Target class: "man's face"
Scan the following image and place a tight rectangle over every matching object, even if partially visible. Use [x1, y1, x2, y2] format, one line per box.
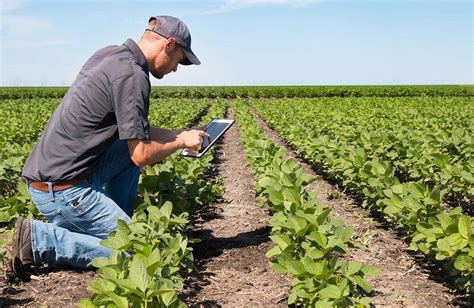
[150, 40, 186, 79]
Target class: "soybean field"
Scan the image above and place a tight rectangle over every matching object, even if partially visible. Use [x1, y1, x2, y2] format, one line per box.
[0, 85, 473, 307]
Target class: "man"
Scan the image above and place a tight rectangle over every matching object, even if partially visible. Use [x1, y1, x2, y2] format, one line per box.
[10, 16, 209, 282]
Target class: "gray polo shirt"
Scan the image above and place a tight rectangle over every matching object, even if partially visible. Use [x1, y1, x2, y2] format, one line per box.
[22, 39, 151, 182]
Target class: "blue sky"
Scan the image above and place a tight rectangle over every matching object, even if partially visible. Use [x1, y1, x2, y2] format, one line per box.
[1, 0, 472, 86]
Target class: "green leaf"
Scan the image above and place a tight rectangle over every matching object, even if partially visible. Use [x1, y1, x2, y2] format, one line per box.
[266, 246, 282, 258]
[454, 254, 472, 271]
[105, 292, 129, 308]
[288, 215, 307, 235]
[353, 276, 373, 293]
[347, 260, 363, 275]
[91, 257, 111, 268]
[161, 290, 178, 306]
[78, 299, 96, 308]
[307, 231, 328, 248]
[269, 234, 292, 251]
[160, 201, 173, 220]
[286, 260, 306, 276]
[129, 256, 150, 292]
[318, 284, 341, 299]
[361, 264, 380, 276]
[458, 215, 471, 239]
[100, 231, 130, 250]
[88, 279, 116, 293]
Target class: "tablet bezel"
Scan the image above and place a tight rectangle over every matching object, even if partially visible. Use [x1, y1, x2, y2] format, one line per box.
[181, 119, 235, 158]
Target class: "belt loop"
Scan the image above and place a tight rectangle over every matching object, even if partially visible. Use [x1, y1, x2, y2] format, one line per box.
[47, 182, 54, 199]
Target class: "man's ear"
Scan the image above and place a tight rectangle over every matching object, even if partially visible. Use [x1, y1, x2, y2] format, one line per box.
[166, 37, 177, 49]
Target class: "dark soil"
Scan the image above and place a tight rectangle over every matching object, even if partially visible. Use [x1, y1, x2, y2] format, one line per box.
[181, 108, 291, 306]
[0, 266, 94, 307]
[250, 107, 466, 307]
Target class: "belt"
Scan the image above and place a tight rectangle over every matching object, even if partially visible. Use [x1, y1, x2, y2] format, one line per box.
[28, 179, 88, 192]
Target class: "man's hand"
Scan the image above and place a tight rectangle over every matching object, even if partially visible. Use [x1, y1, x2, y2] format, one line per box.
[176, 129, 211, 153]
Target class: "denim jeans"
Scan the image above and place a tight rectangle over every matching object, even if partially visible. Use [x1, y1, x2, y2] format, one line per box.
[25, 139, 140, 269]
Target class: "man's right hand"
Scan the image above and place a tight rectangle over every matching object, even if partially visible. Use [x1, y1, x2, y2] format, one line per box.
[176, 130, 210, 153]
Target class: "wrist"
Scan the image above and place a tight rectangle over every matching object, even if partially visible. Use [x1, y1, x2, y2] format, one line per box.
[174, 137, 185, 150]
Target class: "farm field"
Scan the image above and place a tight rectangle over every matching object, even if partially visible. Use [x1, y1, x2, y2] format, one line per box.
[0, 86, 473, 306]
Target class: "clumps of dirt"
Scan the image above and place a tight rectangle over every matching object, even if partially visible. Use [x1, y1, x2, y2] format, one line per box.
[250, 107, 461, 307]
[0, 265, 94, 307]
[181, 109, 291, 306]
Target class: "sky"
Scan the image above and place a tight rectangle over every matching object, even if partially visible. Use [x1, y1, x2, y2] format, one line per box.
[0, 0, 472, 86]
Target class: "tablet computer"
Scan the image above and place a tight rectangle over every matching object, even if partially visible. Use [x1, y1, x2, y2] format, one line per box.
[181, 119, 235, 158]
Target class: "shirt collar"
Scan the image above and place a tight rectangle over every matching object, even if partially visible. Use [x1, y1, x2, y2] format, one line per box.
[123, 38, 149, 74]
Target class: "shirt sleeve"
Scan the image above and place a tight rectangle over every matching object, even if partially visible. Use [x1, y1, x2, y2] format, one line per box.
[111, 72, 151, 140]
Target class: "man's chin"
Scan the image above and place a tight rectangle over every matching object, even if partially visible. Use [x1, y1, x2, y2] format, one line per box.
[152, 72, 164, 79]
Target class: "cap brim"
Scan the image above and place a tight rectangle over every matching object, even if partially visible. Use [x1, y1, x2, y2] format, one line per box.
[180, 48, 201, 66]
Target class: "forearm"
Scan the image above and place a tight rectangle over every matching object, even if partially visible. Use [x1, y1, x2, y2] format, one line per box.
[129, 138, 184, 167]
[150, 126, 183, 143]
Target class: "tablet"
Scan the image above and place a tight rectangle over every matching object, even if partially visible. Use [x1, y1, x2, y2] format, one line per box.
[181, 119, 235, 158]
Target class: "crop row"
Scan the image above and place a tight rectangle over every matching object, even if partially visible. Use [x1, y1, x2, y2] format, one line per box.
[253, 97, 474, 209]
[81, 100, 227, 307]
[233, 101, 379, 306]
[252, 98, 474, 293]
[1, 85, 473, 100]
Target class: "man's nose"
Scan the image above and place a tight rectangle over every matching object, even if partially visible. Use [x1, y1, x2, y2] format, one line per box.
[173, 65, 178, 73]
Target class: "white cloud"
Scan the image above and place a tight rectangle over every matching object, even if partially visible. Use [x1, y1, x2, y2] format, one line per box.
[2, 15, 52, 35]
[222, 0, 322, 10]
[0, 0, 25, 14]
[193, 0, 323, 15]
[2, 38, 76, 48]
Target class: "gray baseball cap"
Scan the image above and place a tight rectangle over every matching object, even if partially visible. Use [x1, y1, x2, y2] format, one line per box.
[147, 16, 200, 66]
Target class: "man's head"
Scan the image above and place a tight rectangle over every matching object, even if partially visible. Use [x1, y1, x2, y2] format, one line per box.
[138, 16, 200, 79]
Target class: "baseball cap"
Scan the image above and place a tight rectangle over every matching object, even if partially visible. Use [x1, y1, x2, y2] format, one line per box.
[147, 16, 201, 66]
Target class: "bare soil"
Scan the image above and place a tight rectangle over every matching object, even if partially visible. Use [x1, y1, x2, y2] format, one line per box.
[0, 267, 94, 307]
[250, 107, 471, 307]
[181, 108, 291, 306]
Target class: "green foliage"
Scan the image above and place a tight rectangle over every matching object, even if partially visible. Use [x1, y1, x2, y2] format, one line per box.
[83, 99, 227, 306]
[1, 85, 473, 100]
[234, 101, 378, 306]
[253, 97, 474, 293]
[81, 203, 192, 308]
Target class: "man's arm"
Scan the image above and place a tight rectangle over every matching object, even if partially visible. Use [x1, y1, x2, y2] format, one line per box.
[127, 129, 210, 167]
[150, 126, 183, 143]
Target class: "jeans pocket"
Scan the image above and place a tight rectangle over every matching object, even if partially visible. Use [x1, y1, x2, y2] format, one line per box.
[28, 187, 55, 205]
[35, 202, 62, 223]
[64, 185, 95, 215]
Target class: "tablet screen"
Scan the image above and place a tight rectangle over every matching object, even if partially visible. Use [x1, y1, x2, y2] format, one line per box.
[181, 119, 234, 158]
[199, 121, 230, 153]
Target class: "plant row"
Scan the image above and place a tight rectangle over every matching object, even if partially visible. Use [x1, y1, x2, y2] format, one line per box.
[233, 101, 379, 306]
[253, 97, 473, 209]
[81, 99, 227, 307]
[1, 85, 473, 100]
[252, 99, 474, 293]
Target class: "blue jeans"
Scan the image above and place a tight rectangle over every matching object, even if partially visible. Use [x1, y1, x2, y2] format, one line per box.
[25, 139, 140, 269]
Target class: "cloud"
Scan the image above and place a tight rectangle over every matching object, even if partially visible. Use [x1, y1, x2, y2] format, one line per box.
[0, 0, 25, 14]
[0, 1, 75, 49]
[222, 0, 322, 10]
[2, 38, 76, 48]
[193, 0, 323, 15]
[2, 15, 52, 35]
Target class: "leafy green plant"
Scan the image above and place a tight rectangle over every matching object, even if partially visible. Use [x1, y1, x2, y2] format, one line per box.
[234, 101, 379, 306]
[253, 97, 474, 293]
